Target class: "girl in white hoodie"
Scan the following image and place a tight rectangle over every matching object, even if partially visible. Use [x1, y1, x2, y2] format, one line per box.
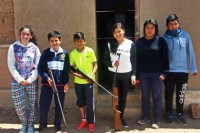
[7, 25, 40, 133]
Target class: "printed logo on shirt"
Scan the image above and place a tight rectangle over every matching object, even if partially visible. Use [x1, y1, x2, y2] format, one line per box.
[60, 54, 65, 61]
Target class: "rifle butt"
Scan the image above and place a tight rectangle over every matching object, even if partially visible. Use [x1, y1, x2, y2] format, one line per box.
[114, 111, 123, 131]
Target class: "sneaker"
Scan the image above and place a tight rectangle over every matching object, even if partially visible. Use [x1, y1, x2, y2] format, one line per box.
[19, 124, 27, 133]
[55, 126, 62, 133]
[137, 118, 150, 125]
[36, 125, 47, 132]
[27, 125, 35, 133]
[175, 113, 187, 125]
[152, 123, 160, 129]
[76, 119, 88, 130]
[166, 112, 174, 125]
[121, 119, 129, 128]
[88, 124, 96, 132]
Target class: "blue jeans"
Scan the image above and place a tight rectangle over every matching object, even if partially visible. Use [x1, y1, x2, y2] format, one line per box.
[139, 72, 163, 123]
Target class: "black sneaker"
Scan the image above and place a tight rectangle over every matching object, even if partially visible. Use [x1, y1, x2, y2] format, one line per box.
[166, 112, 174, 125]
[55, 126, 62, 133]
[121, 119, 129, 128]
[175, 113, 187, 125]
[137, 118, 150, 125]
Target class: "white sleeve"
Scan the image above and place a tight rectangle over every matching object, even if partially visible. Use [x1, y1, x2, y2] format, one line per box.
[7, 45, 24, 83]
[27, 47, 41, 83]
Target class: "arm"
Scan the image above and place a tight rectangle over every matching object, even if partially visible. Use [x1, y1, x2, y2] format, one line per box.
[63, 52, 70, 92]
[160, 37, 169, 74]
[27, 47, 41, 83]
[89, 61, 98, 78]
[62, 52, 70, 84]
[130, 43, 137, 85]
[70, 66, 93, 82]
[104, 43, 113, 67]
[187, 34, 197, 75]
[7, 44, 24, 83]
[38, 50, 49, 82]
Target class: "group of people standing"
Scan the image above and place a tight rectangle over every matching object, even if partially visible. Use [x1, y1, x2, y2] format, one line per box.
[104, 13, 197, 129]
[7, 13, 197, 133]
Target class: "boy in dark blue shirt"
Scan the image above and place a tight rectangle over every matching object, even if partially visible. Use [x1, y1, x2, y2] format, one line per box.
[37, 31, 70, 132]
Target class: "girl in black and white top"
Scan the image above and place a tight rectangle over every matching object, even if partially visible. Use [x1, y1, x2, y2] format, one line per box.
[104, 22, 136, 128]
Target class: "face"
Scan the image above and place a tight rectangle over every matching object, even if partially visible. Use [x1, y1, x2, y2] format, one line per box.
[145, 23, 156, 39]
[74, 38, 86, 51]
[20, 28, 32, 45]
[113, 28, 125, 42]
[167, 20, 179, 30]
[49, 37, 61, 52]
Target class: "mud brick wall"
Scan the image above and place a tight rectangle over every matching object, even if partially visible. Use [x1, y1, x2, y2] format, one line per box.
[0, 0, 15, 44]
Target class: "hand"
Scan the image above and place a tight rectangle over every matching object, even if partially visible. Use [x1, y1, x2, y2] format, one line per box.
[47, 78, 52, 86]
[131, 79, 137, 85]
[159, 75, 165, 80]
[114, 60, 120, 67]
[20, 80, 28, 86]
[85, 74, 93, 83]
[64, 84, 69, 92]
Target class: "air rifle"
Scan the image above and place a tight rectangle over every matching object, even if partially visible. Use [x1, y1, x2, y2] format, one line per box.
[47, 69, 68, 127]
[112, 53, 123, 131]
[70, 66, 117, 99]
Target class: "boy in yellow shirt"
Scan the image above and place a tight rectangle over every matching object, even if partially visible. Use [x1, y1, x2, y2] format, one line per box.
[70, 32, 97, 132]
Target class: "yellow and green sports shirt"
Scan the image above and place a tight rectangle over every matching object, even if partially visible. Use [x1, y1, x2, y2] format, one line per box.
[70, 46, 97, 84]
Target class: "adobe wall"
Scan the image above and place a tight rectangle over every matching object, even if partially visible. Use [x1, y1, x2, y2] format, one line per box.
[14, 0, 96, 88]
[0, 0, 14, 89]
[1, 0, 199, 109]
[0, 0, 15, 44]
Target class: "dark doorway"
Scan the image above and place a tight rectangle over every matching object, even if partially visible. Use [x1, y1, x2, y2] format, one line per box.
[96, 0, 135, 91]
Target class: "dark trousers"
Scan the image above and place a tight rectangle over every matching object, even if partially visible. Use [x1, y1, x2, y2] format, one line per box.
[164, 72, 188, 113]
[109, 71, 131, 119]
[74, 83, 95, 124]
[139, 72, 163, 123]
[39, 85, 65, 127]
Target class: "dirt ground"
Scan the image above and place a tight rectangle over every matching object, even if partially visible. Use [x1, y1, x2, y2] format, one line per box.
[0, 90, 200, 133]
[1, 107, 200, 133]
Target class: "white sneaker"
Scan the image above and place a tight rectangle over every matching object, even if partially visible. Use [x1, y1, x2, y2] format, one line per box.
[152, 123, 159, 129]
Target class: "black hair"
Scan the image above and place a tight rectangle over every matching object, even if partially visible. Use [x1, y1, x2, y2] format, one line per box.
[19, 25, 38, 46]
[73, 31, 85, 42]
[143, 19, 159, 36]
[109, 22, 126, 54]
[112, 22, 125, 34]
[47, 31, 61, 41]
[166, 14, 179, 25]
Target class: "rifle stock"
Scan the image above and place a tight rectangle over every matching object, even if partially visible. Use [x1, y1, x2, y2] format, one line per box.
[113, 86, 123, 131]
[112, 53, 123, 131]
[70, 66, 93, 82]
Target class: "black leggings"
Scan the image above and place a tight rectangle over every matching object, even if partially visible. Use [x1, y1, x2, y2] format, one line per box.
[164, 72, 188, 113]
[109, 71, 131, 119]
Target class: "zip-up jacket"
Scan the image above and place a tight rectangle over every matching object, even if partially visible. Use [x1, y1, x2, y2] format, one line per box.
[38, 47, 70, 86]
